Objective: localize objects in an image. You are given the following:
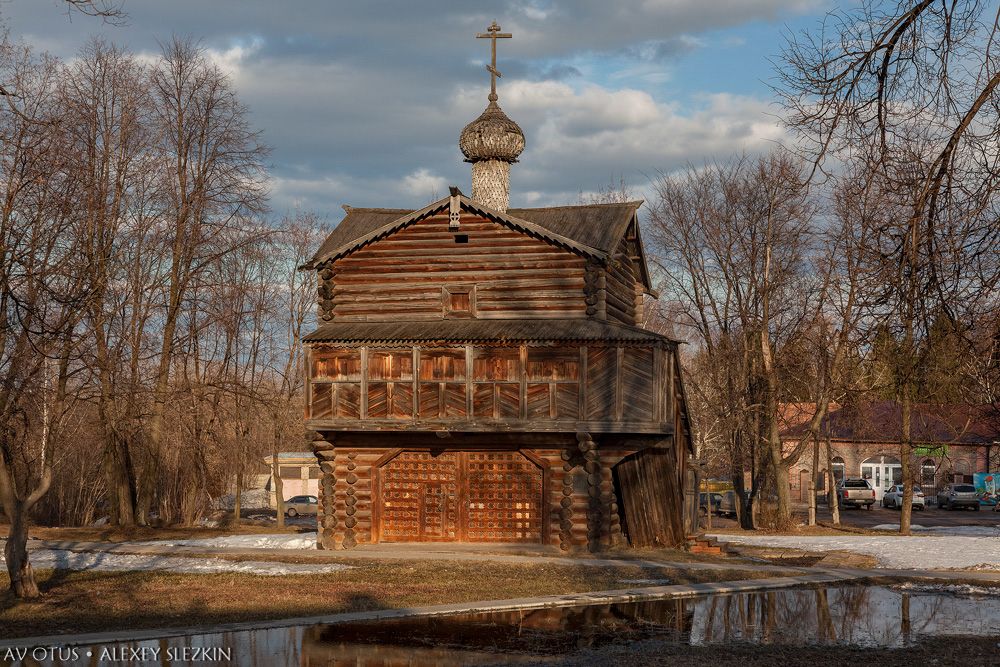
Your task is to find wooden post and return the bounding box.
[343,452,358,548]
[577,432,604,552]
[311,434,336,550]
[559,448,575,551]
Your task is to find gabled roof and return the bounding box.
[303,318,677,345]
[306,194,645,273]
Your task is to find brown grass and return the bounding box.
[0,561,784,640]
[5,522,309,544]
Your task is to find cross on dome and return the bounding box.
[477,20,512,103]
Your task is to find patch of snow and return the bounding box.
[131,532,319,550]
[90,517,109,527]
[2,549,349,576]
[894,582,1000,597]
[711,533,1000,570]
[872,524,1000,537]
[213,489,271,511]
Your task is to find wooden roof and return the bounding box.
[303,319,676,345]
[307,194,643,269]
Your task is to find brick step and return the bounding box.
[684,534,735,556]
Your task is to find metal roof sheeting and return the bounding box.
[303,319,675,345]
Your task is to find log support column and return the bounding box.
[343,452,358,548]
[558,449,575,551]
[578,432,606,552]
[310,433,338,550]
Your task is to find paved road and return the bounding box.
[700,501,1000,530]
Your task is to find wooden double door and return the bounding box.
[379,450,543,543]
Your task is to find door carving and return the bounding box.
[379,450,542,543]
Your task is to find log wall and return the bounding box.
[327,214,587,321]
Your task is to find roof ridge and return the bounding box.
[342,207,412,213]
[510,201,643,211]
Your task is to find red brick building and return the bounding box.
[781,402,1000,504]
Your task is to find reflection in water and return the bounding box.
[12,585,1000,666]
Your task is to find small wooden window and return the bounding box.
[368,350,414,380]
[527,348,580,381]
[419,349,467,381]
[313,351,362,381]
[279,466,301,479]
[443,285,476,318]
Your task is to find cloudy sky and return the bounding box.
[2,0,829,220]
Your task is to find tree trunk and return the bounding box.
[827,435,840,525]
[232,467,243,531]
[103,433,137,527]
[900,391,913,535]
[4,505,40,599]
[272,412,285,528]
[809,434,820,526]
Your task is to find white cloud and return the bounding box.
[401,168,448,199]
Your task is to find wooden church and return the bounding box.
[303,23,695,551]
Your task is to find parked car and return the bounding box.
[717,490,738,518]
[880,485,925,510]
[837,478,875,509]
[698,492,723,516]
[937,484,980,511]
[285,495,319,517]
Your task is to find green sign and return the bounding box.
[913,445,949,457]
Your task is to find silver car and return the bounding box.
[881,485,925,510]
[937,483,980,511]
[284,494,319,517]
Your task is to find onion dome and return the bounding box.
[459,100,525,164]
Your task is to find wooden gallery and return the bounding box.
[302,24,695,552]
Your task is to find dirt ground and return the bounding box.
[551,635,1000,667]
[0,561,784,640]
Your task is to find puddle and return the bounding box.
[6,584,1000,665]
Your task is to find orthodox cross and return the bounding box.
[477,20,512,102]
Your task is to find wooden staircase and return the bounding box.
[685,534,735,556]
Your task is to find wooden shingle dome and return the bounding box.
[459,100,525,164]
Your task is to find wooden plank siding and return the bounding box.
[307,343,674,434]
[327,214,588,322]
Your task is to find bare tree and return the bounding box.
[649,152,864,527]
[138,37,268,525]
[265,212,324,528]
[0,39,90,598]
[779,0,1000,534]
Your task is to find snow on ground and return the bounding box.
[2,549,349,576]
[131,532,319,550]
[894,582,1000,597]
[871,523,1000,537]
[712,532,1000,570]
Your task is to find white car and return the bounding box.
[880,485,925,510]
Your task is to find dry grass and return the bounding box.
[0,560,783,640]
[6,522,309,544]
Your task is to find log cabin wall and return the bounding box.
[324,213,587,322]
[603,236,639,325]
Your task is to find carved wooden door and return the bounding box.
[465,452,543,543]
[380,450,542,543]
[381,451,459,541]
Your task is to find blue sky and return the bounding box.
[1,1,830,220]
